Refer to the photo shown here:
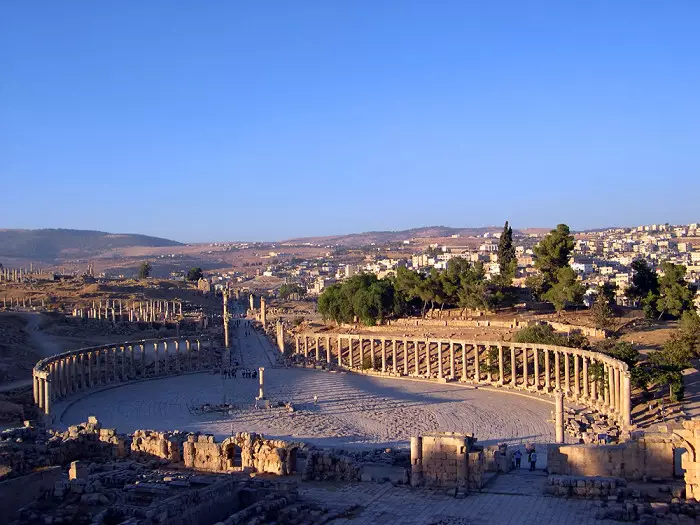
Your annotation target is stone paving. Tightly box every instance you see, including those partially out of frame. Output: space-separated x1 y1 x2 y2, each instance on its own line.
57 322 557 449
300 470 619 525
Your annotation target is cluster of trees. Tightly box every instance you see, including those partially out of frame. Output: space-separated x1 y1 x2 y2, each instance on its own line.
318 222 520 326
626 260 696 319
278 283 306 300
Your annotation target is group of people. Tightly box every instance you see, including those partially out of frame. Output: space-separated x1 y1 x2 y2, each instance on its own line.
221 367 257 379
513 448 538 471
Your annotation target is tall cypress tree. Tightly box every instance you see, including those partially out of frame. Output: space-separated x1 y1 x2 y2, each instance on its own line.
497 221 516 284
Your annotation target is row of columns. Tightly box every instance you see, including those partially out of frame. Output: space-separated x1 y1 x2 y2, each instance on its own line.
72 299 183 323
33 338 214 415
294 334 631 427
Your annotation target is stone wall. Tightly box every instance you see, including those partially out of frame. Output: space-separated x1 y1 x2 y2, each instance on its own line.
547 433 677 481
131 429 187 462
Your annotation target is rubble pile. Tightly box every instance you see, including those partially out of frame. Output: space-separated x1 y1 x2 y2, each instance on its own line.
565 408 621 443
12 460 309 525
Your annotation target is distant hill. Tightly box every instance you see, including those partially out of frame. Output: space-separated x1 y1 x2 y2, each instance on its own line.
281 225 511 247
0 229 183 263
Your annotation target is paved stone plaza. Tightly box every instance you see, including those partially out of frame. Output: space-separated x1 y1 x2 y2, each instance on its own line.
57 323 556 449
299 470 623 525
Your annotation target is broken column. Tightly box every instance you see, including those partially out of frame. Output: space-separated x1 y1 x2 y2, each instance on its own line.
410 436 423 486
554 389 564 444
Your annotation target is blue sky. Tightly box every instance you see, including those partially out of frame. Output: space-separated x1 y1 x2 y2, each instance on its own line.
1 2 698 242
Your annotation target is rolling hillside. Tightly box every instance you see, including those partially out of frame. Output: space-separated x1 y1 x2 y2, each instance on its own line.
0 229 183 263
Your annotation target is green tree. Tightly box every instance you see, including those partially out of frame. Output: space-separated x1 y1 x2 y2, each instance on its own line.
138 262 152 279
533 224 575 291
541 266 584 312
497 221 517 285
591 286 615 332
656 262 694 318
514 323 589 349
525 274 546 301
187 267 203 281
626 259 659 302
456 261 492 312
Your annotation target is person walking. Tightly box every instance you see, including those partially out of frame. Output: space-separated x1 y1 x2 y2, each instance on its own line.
529 450 537 471
513 449 522 469
313 394 318 405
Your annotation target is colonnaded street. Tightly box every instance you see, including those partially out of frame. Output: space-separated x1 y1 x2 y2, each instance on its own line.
57 320 558 450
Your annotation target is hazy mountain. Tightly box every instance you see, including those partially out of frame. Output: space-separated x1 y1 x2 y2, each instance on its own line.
0 229 183 263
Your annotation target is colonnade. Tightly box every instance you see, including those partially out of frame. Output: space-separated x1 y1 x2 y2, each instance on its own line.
33 337 216 416
294 333 632 427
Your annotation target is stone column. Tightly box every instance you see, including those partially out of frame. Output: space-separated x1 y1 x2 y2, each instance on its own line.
403 340 409 375
154 343 160 375
564 352 570 394
223 289 230 348
437 342 443 379
315 337 321 361
498 345 505 385
425 341 431 377
555 351 561 390
258 367 265 399
604 363 611 408
260 296 266 329
141 344 147 374
473 345 480 383
410 436 423 487
621 370 632 427
95 351 101 385
392 340 397 374
574 354 580 397
33 371 39 405
544 349 551 390
174 342 180 373
610 364 618 413
304 336 309 360
196 340 202 369
121 346 126 379
78 354 84 389
326 336 331 364
554 390 565 444
348 338 353 368
415 341 420 376
87 353 93 388
614 367 621 414
381 339 387 372
461 343 467 380
533 348 539 390
370 339 376 370
582 357 589 399
486 346 492 382
112 347 118 380
510 346 516 387
295 336 300 356
591 359 598 402
43 377 51 415
450 342 456 380
523 347 528 388
36 376 44 411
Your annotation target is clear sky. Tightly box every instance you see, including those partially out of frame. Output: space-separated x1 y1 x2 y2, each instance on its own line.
1 2 699 242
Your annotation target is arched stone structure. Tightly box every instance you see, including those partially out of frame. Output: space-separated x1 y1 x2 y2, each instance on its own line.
32 337 217 417
294 333 632 428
